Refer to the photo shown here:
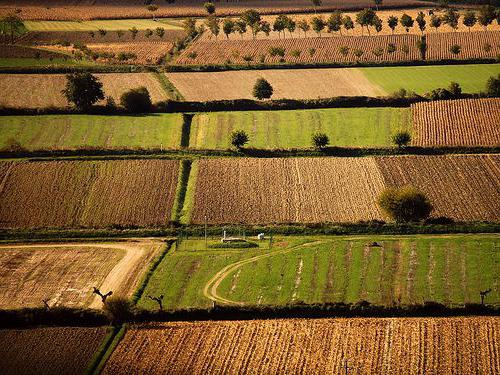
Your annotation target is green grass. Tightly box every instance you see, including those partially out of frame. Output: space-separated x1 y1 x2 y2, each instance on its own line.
24 19 183 32
0 58 95 68
137 234 500 310
189 107 412 149
361 63 500 95
0 114 183 151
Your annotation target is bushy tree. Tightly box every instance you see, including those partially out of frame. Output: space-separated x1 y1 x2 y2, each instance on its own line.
443 8 459 31
449 81 462 96
416 11 426 33
205 15 220 39
430 15 442 31
486 74 500 96
252 78 273 99
356 8 376 35
120 86 152 113
462 11 477 32
400 13 414 32
234 19 247 38
327 11 343 34
284 16 296 37
103 296 133 326
231 130 249 149
387 15 398 34
146 4 159 20
416 36 427 60
312 132 330 150
392 130 411 148
478 5 496 30
378 186 433 223
222 18 235 39
62 72 104 110
297 19 310 37
273 14 287 38
182 18 197 38
203 1 215 15
155 27 165 38
311 16 326 36
1 14 25 44
342 15 354 34
373 15 383 33
241 9 261 39
450 43 461 55
259 20 271 37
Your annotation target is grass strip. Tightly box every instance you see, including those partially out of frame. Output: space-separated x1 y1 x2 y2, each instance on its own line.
179 160 198 225
180 113 193 148
153 71 184 101
91 324 128 375
84 325 121 375
171 159 192 222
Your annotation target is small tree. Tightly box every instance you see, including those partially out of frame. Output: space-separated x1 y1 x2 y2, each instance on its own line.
417 36 427 60
62 72 104 110
182 18 197 38
478 5 495 30
98 28 107 37
430 15 442 31
155 27 165 38
387 43 396 53
297 19 310 37
312 132 329 150
353 49 364 60
253 78 273 99
373 15 383 33
327 11 343 34
342 15 354 34
486 74 500 96
416 11 426 33
231 130 249 149
339 45 350 57
373 0 382 11
284 16 296 37
203 1 215 15
378 186 433 223
400 13 414 32
120 87 152 113
234 19 247 39
450 44 461 56
449 82 462 96
387 15 398 34
1 14 25 44
241 9 261 39
147 4 159 20
116 30 124 38
206 15 220 39
129 26 139 40
145 28 153 38
392 130 411 148
356 8 376 35
311 16 326 37
273 15 287 38
223 18 235 39
443 8 459 31
103 296 133 326
462 11 477 32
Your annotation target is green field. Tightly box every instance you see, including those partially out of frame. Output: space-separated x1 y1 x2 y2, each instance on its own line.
24 19 183 32
0 114 183 151
362 63 500 95
189 107 411 149
138 234 500 310
0 58 94 68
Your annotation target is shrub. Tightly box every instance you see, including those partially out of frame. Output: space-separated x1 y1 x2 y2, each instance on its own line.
392 131 411 148
119 87 152 113
208 241 259 249
308 48 316 56
311 132 330 150
387 43 396 54
268 47 286 57
378 186 433 223
253 78 273 100
450 44 461 55
425 87 454 100
486 74 500 96
230 129 249 149
103 296 133 326
448 82 462 96
290 49 301 57
372 48 383 57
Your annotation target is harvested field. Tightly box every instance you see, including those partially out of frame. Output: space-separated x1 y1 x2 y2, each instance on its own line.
0 72 168 108
86 41 173 65
176 34 420 66
166 68 385 101
411 98 500 147
0 327 107 375
376 154 500 222
189 158 386 224
103 317 500 375
0 1 432 21
23 19 183 32
427 30 500 61
0 44 66 59
0 159 179 229
0 241 163 309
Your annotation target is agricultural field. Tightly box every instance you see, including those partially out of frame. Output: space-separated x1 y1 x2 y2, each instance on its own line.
0 72 168 108
0 240 164 309
186 155 500 224
139 234 500 310
411 98 500 147
0 327 107 375
0 114 183 151
166 68 385 101
0 159 179 228
23 19 183 32
189 107 411 149
103 317 500 375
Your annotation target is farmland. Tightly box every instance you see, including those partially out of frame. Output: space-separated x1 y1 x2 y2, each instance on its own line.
411 98 500 147
186 155 500 224
0 240 164 309
139 234 500 310
0 327 107 375
189 107 411 149
23 19 183 32
0 159 179 228
103 317 500 375
0 114 183 151
0 73 168 108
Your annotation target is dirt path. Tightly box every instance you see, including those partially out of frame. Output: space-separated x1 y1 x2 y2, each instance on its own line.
203 240 325 306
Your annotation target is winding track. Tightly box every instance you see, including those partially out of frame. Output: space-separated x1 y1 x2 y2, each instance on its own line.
203 240 325 305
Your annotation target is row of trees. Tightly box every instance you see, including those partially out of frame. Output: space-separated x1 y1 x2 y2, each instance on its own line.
193 6 500 40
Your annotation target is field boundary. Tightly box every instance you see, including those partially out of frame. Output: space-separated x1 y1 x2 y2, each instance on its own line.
153 71 184 101
84 326 120 375
91 324 128 375
171 160 193 223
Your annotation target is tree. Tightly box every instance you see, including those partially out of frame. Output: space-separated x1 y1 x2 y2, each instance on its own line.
155 27 165 38
311 16 326 37
373 15 383 34
223 18 235 39
311 0 322 14
297 19 310 37
1 14 25 44
450 44 461 56
443 8 459 31
342 15 354 34
253 78 273 99
62 72 104 110
231 130 249 149
145 28 153 38
241 9 261 39
392 130 411 148
284 16 296 37
486 74 500 96
146 4 159 21
327 11 343 34
203 1 215 15
339 45 350 57
400 13 414 33
356 8 376 35
462 11 477 32
387 15 398 34
374 0 382 11
430 15 442 31
259 20 271 37
273 15 287 38
378 186 433 223
478 5 495 30
182 18 197 38
103 296 133 326
312 133 329 150
449 81 461 96
416 11 426 33
234 19 247 39
206 15 220 39
416 36 427 60
120 87 152 113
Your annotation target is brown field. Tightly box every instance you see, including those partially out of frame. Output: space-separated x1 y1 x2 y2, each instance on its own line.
190 157 386 224
376 154 500 222
0 327 107 375
0 72 168 108
166 68 385 101
426 31 500 60
87 41 173 64
0 159 179 229
0 1 431 20
103 317 500 375
412 98 500 147
190 155 500 224
0 44 66 59
0 240 163 309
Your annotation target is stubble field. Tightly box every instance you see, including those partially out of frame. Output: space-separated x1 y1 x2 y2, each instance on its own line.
103 317 500 375
0 159 179 229
0 327 107 375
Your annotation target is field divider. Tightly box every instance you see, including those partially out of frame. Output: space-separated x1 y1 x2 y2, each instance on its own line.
180 113 193 148
171 160 192 223
153 71 184 101
90 324 128 375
